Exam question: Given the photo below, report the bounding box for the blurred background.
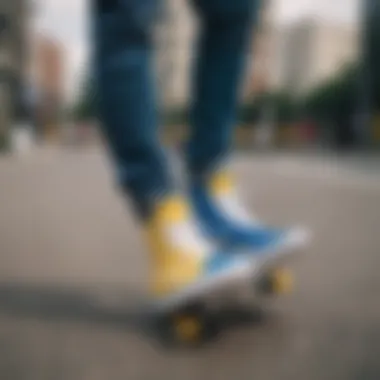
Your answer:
[0,0,379,152]
[1,1,380,379]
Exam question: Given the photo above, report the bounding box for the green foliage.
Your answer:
[239,91,299,127]
[240,100,261,125]
[367,11,380,111]
[302,63,359,121]
[271,92,299,123]
[72,74,98,121]
[163,106,188,126]
[0,131,9,152]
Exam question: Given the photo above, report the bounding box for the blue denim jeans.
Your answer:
[92,0,260,218]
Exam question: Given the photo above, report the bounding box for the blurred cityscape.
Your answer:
[1,2,380,378]
[0,0,379,154]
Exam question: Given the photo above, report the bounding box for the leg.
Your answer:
[92,0,254,303]
[186,0,309,253]
[187,0,260,177]
[92,0,172,218]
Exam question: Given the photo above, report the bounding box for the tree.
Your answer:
[240,91,299,127]
[72,74,97,121]
[366,0,380,111]
[301,63,359,148]
[303,63,359,121]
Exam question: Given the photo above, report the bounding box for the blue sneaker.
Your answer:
[189,170,310,260]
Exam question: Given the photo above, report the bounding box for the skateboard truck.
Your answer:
[145,267,296,348]
[256,267,294,295]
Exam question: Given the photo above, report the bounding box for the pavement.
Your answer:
[0,146,380,380]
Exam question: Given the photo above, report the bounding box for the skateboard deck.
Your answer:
[143,242,304,348]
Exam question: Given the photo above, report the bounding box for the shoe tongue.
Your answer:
[154,195,191,224]
[153,196,212,257]
[166,219,212,258]
[210,174,259,227]
[216,191,256,225]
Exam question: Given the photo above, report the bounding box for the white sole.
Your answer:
[250,226,312,279]
[151,258,255,313]
[149,227,312,314]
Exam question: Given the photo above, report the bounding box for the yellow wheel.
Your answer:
[271,268,294,295]
[257,267,294,295]
[153,302,219,348]
[173,315,203,344]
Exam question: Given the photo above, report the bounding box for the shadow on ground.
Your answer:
[0,283,144,328]
[0,283,272,347]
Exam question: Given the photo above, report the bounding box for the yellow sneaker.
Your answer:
[144,194,252,307]
[145,194,207,298]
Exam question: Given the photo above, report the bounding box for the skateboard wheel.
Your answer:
[151,303,220,348]
[258,268,294,295]
[173,315,202,344]
[271,268,294,295]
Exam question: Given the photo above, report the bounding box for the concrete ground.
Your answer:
[0,146,380,380]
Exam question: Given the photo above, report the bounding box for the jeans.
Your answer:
[92,0,260,218]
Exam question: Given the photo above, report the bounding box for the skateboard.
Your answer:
[142,249,298,348]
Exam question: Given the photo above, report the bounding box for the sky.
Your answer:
[275,0,358,25]
[32,0,359,102]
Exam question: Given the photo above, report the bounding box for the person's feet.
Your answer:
[145,194,252,305]
[189,170,310,256]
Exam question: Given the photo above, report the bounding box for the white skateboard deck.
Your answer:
[149,251,299,314]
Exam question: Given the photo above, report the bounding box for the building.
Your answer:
[29,34,65,140]
[245,0,276,98]
[272,19,359,94]
[32,36,65,100]
[156,0,276,107]
[0,0,29,149]
[155,0,196,108]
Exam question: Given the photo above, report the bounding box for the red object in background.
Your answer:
[300,120,316,143]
